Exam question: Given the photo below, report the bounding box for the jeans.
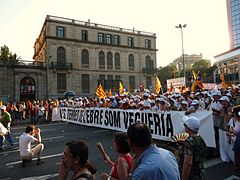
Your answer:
[0,132,14,149]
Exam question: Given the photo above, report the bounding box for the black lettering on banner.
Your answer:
[86,109,90,123]
[99,110,103,125]
[134,112,140,123]
[113,111,121,128]
[153,113,161,135]
[90,110,94,123]
[67,109,72,120]
[147,113,153,134]
[59,109,66,119]
[123,112,128,129]
[108,110,113,126]
[104,110,109,126]
[128,112,134,125]
[161,114,165,136]
[94,110,99,124]
[79,109,85,123]
[77,109,82,122]
[166,114,174,137]
[144,113,148,125]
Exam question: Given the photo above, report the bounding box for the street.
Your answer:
[0,121,239,180]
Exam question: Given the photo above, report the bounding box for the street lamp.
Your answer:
[175,24,187,86]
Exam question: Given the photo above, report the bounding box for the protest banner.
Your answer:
[52,107,215,147]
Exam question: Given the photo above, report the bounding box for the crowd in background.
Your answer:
[1,85,240,178]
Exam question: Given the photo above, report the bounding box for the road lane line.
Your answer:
[20,173,58,180]
[11,122,65,130]
[204,158,222,169]
[6,153,63,166]
[93,130,109,133]
[0,136,64,155]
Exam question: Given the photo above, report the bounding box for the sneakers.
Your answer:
[37,158,44,165]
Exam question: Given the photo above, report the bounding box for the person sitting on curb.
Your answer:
[19,124,44,167]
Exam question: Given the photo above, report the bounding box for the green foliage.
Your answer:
[0,45,18,64]
[157,64,177,91]
[157,59,217,91]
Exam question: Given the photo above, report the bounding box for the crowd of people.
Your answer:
[1,85,240,179]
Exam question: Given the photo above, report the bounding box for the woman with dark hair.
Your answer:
[229,105,240,171]
[58,140,97,180]
[100,132,132,180]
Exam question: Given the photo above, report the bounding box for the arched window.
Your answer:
[99,51,105,69]
[81,49,89,68]
[57,47,66,66]
[115,52,120,70]
[107,52,113,70]
[128,54,134,70]
[145,55,153,68]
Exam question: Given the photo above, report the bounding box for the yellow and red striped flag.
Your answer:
[119,82,124,94]
[108,89,113,97]
[96,84,106,98]
[155,76,162,94]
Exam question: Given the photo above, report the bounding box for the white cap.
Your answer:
[184,116,200,132]
[181,101,188,105]
[0,105,6,110]
[220,96,230,102]
[143,92,149,97]
[191,100,199,105]
[213,91,222,96]
[226,93,232,97]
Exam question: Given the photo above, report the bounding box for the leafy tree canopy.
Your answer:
[0,45,18,64]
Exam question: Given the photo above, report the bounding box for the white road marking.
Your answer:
[0,136,64,155]
[93,130,109,133]
[6,153,62,166]
[224,175,240,180]
[204,158,222,169]
[19,173,58,180]
[11,122,65,130]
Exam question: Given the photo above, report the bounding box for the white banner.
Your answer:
[52,107,215,147]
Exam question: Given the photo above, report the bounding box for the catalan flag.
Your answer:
[191,71,203,92]
[119,82,124,94]
[155,76,162,94]
[220,73,228,89]
[96,84,106,98]
[108,89,113,97]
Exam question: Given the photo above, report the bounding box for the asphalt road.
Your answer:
[0,121,240,180]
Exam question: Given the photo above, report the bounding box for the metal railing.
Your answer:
[51,62,73,70]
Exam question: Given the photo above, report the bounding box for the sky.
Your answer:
[0,0,229,67]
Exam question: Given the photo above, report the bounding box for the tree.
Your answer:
[157,64,177,92]
[191,59,216,83]
[0,45,18,64]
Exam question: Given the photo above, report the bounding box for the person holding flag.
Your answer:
[155,76,162,95]
[96,84,106,99]
[191,70,203,93]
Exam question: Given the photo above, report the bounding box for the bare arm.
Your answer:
[117,157,129,180]
[182,154,193,180]
[34,128,42,143]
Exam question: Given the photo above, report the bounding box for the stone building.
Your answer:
[0,15,157,102]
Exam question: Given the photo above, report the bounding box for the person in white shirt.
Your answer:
[19,124,44,167]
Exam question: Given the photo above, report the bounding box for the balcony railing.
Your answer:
[51,62,73,70]
[142,67,158,74]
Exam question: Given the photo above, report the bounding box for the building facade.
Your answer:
[214,0,240,83]
[0,15,157,102]
[171,53,206,72]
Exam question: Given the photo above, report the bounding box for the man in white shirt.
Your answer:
[19,125,44,167]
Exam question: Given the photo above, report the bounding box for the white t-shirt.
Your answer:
[19,133,37,156]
